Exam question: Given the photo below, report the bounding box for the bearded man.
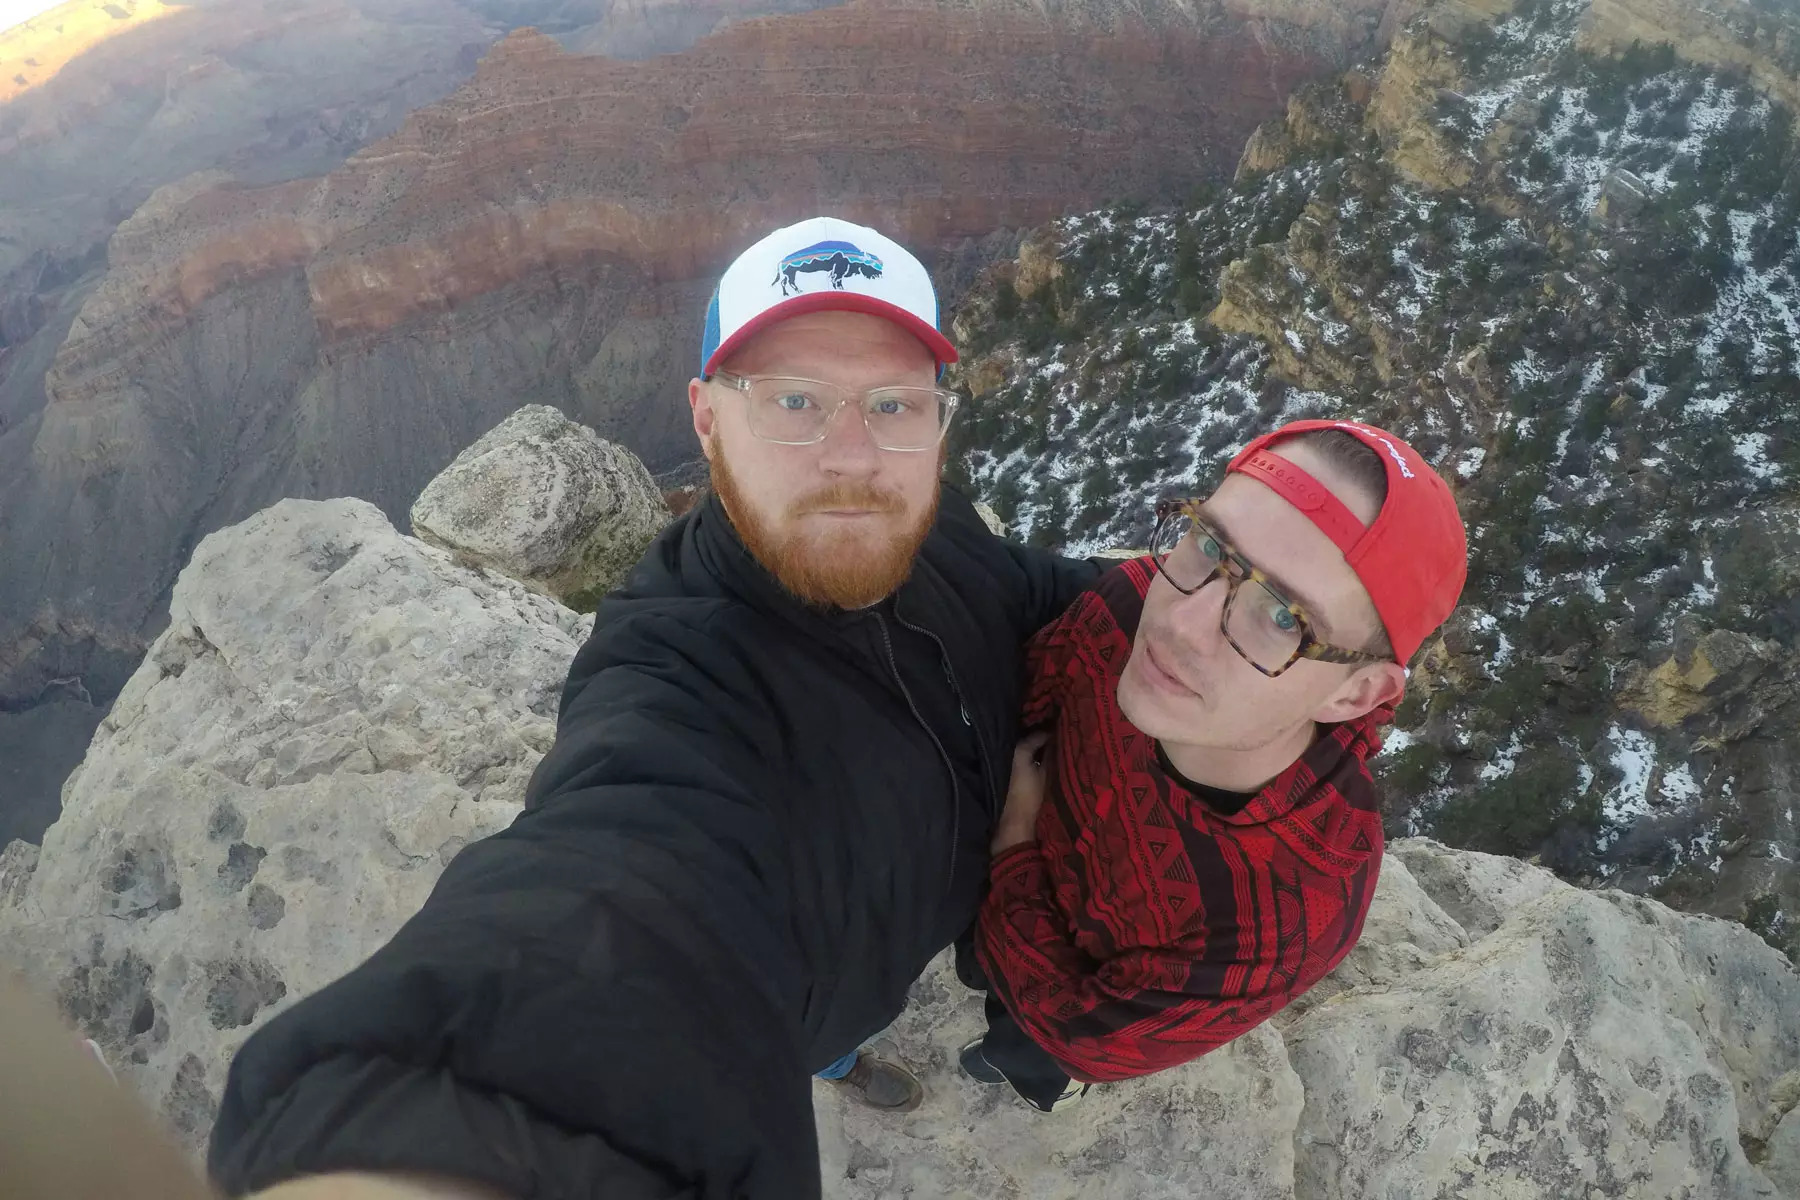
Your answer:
[206,218,1100,1200]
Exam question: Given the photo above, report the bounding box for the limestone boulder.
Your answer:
[410,405,671,611]
[0,839,36,907]
[1767,1097,1800,1196]
[1237,118,1298,182]
[1617,624,1783,730]
[1013,226,1066,304]
[1592,168,1654,228]
[816,950,1304,1200]
[1389,837,1567,937]
[0,497,590,1149]
[1284,858,1800,1200]
[814,844,1800,1198]
[5,491,1800,1197]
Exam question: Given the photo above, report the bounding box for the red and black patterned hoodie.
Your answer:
[975,557,1388,1084]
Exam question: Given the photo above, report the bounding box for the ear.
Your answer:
[1311,662,1408,725]
[689,378,716,458]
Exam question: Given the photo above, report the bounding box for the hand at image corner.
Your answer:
[0,969,217,1200]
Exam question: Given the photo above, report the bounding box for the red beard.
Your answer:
[709,440,939,609]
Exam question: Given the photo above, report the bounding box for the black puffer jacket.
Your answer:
[208,486,1099,1199]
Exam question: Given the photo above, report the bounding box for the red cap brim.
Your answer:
[702,293,958,378]
[1227,418,1468,664]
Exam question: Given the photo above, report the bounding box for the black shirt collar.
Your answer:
[1153,740,1255,816]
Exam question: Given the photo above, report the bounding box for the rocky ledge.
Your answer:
[0,408,1796,1197]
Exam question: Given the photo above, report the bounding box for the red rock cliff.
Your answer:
[3,0,1399,782]
[47,0,1400,406]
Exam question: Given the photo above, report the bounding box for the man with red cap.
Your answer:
[959,420,1468,1112]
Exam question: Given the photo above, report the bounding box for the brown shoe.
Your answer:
[830,1051,924,1113]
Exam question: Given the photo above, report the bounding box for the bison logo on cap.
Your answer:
[773,241,884,295]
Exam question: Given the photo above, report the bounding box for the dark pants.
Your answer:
[955,931,1073,1111]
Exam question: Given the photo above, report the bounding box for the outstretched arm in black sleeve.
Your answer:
[209,612,821,1200]
[1000,539,1105,633]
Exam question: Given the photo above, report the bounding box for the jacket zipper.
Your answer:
[894,612,998,819]
[873,613,963,888]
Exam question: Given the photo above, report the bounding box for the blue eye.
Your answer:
[773,392,816,412]
[1271,607,1299,633]
[873,398,907,416]
[1201,537,1222,560]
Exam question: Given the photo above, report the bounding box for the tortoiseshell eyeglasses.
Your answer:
[1148,498,1391,678]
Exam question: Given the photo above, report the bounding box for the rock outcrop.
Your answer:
[1617,622,1786,731]
[0,0,498,315]
[1285,850,1796,1199]
[1772,1096,1800,1196]
[411,405,670,610]
[822,840,1800,1198]
[1580,0,1800,111]
[1,427,1796,1194]
[1592,166,1654,227]
[0,0,853,291]
[1364,0,1516,191]
[0,494,592,1141]
[1236,80,1366,182]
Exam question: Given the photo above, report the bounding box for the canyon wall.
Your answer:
[0,0,1402,846]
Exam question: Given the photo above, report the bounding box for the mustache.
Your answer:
[790,482,905,516]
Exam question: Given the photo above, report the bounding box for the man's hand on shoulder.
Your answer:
[992,731,1052,853]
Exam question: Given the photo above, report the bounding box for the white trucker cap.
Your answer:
[698,216,958,378]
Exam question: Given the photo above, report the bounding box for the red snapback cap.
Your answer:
[1227,419,1468,664]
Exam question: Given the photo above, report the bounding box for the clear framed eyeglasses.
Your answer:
[710,371,959,452]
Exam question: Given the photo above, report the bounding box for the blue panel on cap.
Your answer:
[699,288,722,378]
